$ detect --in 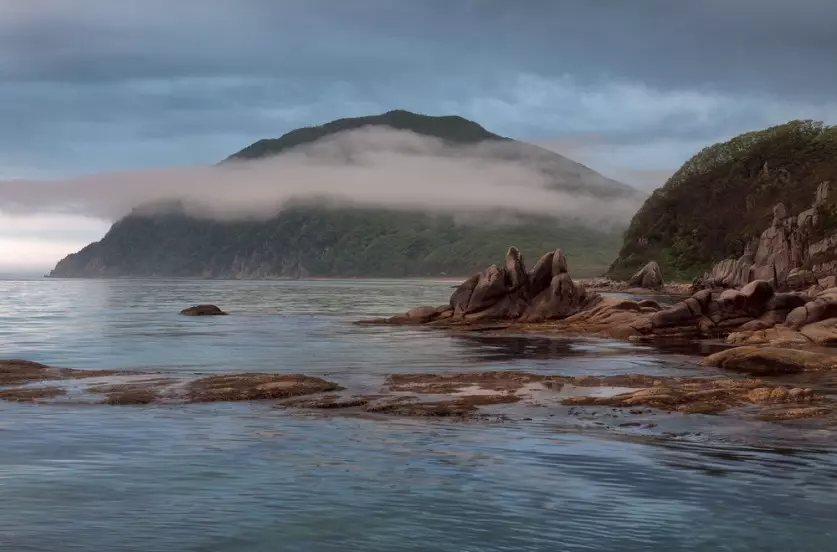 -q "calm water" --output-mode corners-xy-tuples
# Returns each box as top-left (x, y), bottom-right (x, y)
(1, 278), (836, 551)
